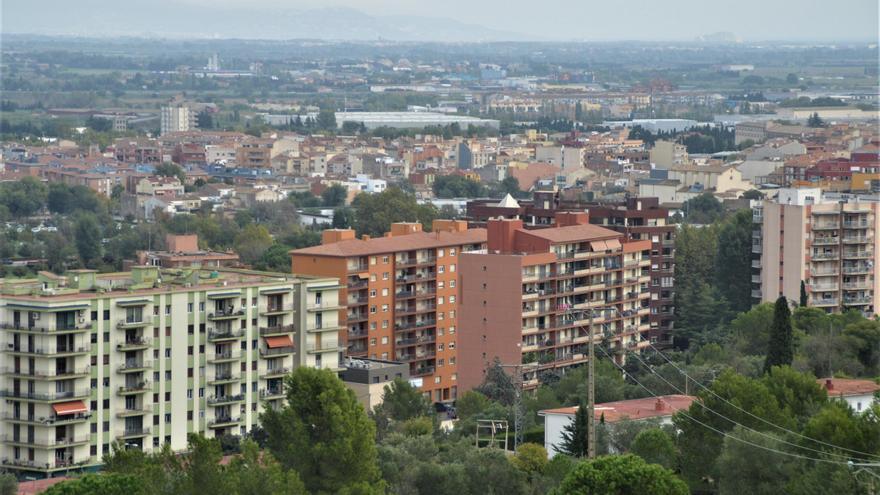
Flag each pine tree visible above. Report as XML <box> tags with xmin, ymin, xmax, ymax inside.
<box><xmin>799</xmin><ymin>281</ymin><xmax>808</xmax><ymax>307</ymax></box>
<box><xmin>559</xmin><ymin>400</ymin><xmax>590</xmax><ymax>457</ymax></box>
<box><xmin>764</xmin><ymin>296</ymin><xmax>794</xmax><ymax>373</ymax></box>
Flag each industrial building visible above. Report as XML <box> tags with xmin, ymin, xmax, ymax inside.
<box><xmin>334</xmin><ymin>112</ymin><xmax>500</xmax><ymax>130</ymax></box>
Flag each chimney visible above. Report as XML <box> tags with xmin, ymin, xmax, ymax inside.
<box><xmin>361</xmin><ymin>235</ymin><xmax>371</xmax><ymax>241</ymax></box>
<box><xmin>433</xmin><ymin>219</ymin><xmax>468</xmax><ymax>233</ymax></box>
<box><xmin>654</xmin><ymin>399</ymin><xmax>664</xmax><ymax>411</ymax></box>
<box><xmin>487</xmin><ymin>218</ymin><xmax>523</xmax><ymax>254</ymax></box>
<box><xmin>554</xmin><ymin>211</ymin><xmax>589</xmax><ymax>227</ymax></box>
<box><xmin>824</xmin><ymin>379</ymin><xmax>833</xmax><ymax>391</ymax></box>
<box><xmin>389</xmin><ymin>222</ymin><xmax>422</xmax><ymax>237</ymax></box>
<box><xmin>321</xmin><ymin>229</ymin><xmax>356</xmax><ymax>245</ymax></box>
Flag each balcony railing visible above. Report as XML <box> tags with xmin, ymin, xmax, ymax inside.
<box><xmin>208</xmin><ymin>329</ymin><xmax>244</xmax><ymax>341</ymax></box>
<box><xmin>208</xmin><ymin>350</ymin><xmax>242</xmax><ymax>362</ymax></box>
<box><xmin>260</xmin><ymin>346</ymin><xmax>295</xmax><ymax>357</ymax></box>
<box><xmin>0</xmin><ymin>323</ymin><xmax>90</xmax><ymax>333</ymax></box>
<box><xmin>2</xmin><ymin>412</ymin><xmax>91</xmax><ymax>424</ymax></box>
<box><xmin>207</xmin><ymin>309</ymin><xmax>245</xmax><ymax>319</ymax></box>
<box><xmin>3</xmin><ymin>345</ymin><xmax>89</xmax><ymax>356</ymax></box>
<box><xmin>208</xmin><ymin>416</ymin><xmax>241</xmax><ymax>427</ymax></box>
<box><xmin>207</xmin><ymin>393</ymin><xmax>245</xmax><ymax>405</ymax></box>
<box><xmin>395</xmin><ymin>319</ymin><xmax>436</xmax><ymax>331</ymax></box>
<box><xmin>1</xmin><ymin>366</ymin><xmax>90</xmax><ymax>378</ymax></box>
<box><xmin>117</xmin><ymin>337</ymin><xmax>151</xmax><ymax>351</ymax></box>
<box><xmin>118</xmin><ymin>360</ymin><xmax>152</xmax><ymax>372</ymax></box>
<box><xmin>118</xmin><ymin>381</ymin><xmax>151</xmax><ymax>394</ymax></box>
<box><xmin>117</xmin><ymin>319</ymin><xmax>149</xmax><ymax>329</ymax></box>
<box><xmin>259</xmin><ymin>324</ymin><xmax>295</xmax><ymax>336</ymax></box>
<box><xmin>0</xmin><ymin>389</ymin><xmax>90</xmax><ymax>401</ymax></box>
<box><xmin>120</xmin><ymin>427</ymin><xmax>151</xmax><ymax>438</ymax></box>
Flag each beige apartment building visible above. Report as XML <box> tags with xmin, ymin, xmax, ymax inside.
<box><xmin>0</xmin><ymin>266</ymin><xmax>340</xmax><ymax>476</ymax></box>
<box><xmin>753</xmin><ymin>188</ymin><xmax>877</xmax><ymax>317</ymax></box>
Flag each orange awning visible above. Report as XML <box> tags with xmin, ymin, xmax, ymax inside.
<box><xmin>265</xmin><ymin>335</ymin><xmax>293</xmax><ymax>349</ymax></box>
<box><xmin>604</xmin><ymin>239</ymin><xmax>622</xmax><ymax>251</ymax></box>
<box><xmin>590</xmin><ymin>241</ymin><xmax>608</xmax><ymax>252</ymax></box>
<box><xmin>53</xmin><ymin>401</ymin><xmax>88</xmax><ymax>415</ymax></box>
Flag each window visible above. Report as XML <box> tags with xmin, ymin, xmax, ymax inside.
<box><xmin>382</xmin><ymin>272</ymin><xmax>389</xmax><ymax>280</ymax></box>
<box><xmin>434</xmin><ymin>376</ymin><xmax>441</xmax><ymax>384</ymax></box>
<box><xmin>165</xmin><ymin>371</ymin><xmax>171</xmax><ymax>380</ymax></box>
<box><xmin>187</xmin><ymin>303</ymin><xmax>193</xmax><ymax>313</ymax></box>
<box><xmin>382</xmin><ymin>320</ymin><xmax>389</xmax><ymax>328</ymax></box>
<box><xmin>370</xmin><ymin>290</ymin><xmax>377</xmax><ymax>298</ymax></box>
<box><xmin>103</xmin><ymin>310</ymin><xmax>110</xmax><ymax>320</ymax></box>
<box><xmin>450</xmin><ymin>248</ymin><xmax>456</xmax><ymax>256</ymax></box>
<box><xmin>438</xmin><ymin>296</ymin><xmax>445</xmax><ymax>304</ymax></box>
<box><xmin>438</xmin><ymin>249</ymin><xmax>445</xmax><ymax>257</ymax></box>
<box><xmin>449</xmin><ymin>326</ymin><xmax>456</xmax><ymax>334</ymax></box>
<box><xmin>381</xmin><ymin>304</ymin><xmax>388</xmax><ymax>312</ymax></box>
<box><xmin>450</xmin><ymin>280</ymin><xmax>456</xmax><ymax>288</ymax></box>
<box><xmin>252</xmin><ymin>297</ymin><xmax>257</xmax><ymax>307</ymax></box>
<box><xmin>450</xmin><ymin>264</ymin><xmax>456</xmax><ymax>272</ymax></box>
<box><xmin>188</xmin><ymin>345</ymin><xmax>194</xmax><ymax>355</ymax></box>
<box><xmin>438</xmin><ymin>281</ymin><xmax>445</xmax><ymax>289</ymax></box>
<box><xmin>449</xmin><ymin>310</ymin><xmax>455</xmax><ymax>318</ymax></box>
<box><xmin>187</xmin><ymin>389</ymin><xmax>193</xmax><ymax>399</ymax></box>
<box><xmin>370</xmin><ymin>322</ymin><xmax>377</xmax><ymax>330</ymax></box>
<box><xmin>449</xmin><ymin>341</ymin><xmax>456</xmax><ymax>349</ymax></box>
<box><xmin>199</xmin><ymin>302</ymin><xmax>205</xmax><ymax>311</ymax></box>
<box><xmin>382</xmin><ymin>256</ymin><xmax>389</xmax><ymax>264</ymax></box>
<box><xmin>381</xmin><ymin>336</ymin><xmax>388</xmax><ymax>344</ymax></box>
<box><xmin>449</xmin><ymin>296</ymin><xmax>456</xmax><ymax>303</ymax></box>
<box><xmin>450</xmin><ymin>357</ymin><xmax>456</xmax><ymax>365</ymax></box>
<box><xmin>438</xmin><ymin>328</ymin><xmax>445</xmax><ymax>336</ymax></box>
<box><xmin>438</xmin><ymin>343</ymin><xmax>444</xmax><ymax>351</ymax></box>
<box><xmin>438</xmin><ymin>312</ymin><xmax>445</xmax><ymax>320</ymax></box>
<box><xmin>165</xmin><ymin>305</ymin><xmax>171</xmax><ymax>315</ymax></box>
<box><xmin>188</xmin><ymin>324</ymin><xmax>194</xmax><ymax>334</ymax></box>
<box><xmin>370</xmin><ymin>256</ymin><xmax>377</xmax><ymax>265</ymax></box>
<box><xmin>241</xmin><ymin>298</ymin><xmax>246</xmax><ymax>307</ymax></box>
<box><xmin>381</xmin><ymin>288</ymin><xmax>389</xmax><ymax>296</ymax></box>
<box><xmin>438</xmin><ymin>265</ymin><xmax>445</xmax><ymax>274</ymax></box>
<box><xmin>370</xmin><ymin>274</ymin><xmax>377</xmax><ymax>282</ymax></box>
<box><xmin>370</xmin><ymin>338</ymin><xmax>377</xmax><ymax>346</ymax></box>
<box><xmin>370</xmin><ymin>306</ymin><xmax>377</xmax><ymax>314</ymax></box>
<box><xmin>165</xmin><ymin>349</ymin><xmax>171</xmax><ymax>358</ymax></box>
<box><xmin>165</xmin><ymin>414</ymin><xmax>171</xmax><ymax>423</ymax></box>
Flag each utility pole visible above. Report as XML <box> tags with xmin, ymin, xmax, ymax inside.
<box><xmin>499</xmin><ymin>363</ymin><xmax>524</xmax><ymax>449</ymax></box>
<box><xmin>587</xmin><ymin>309</ymin><xmax>596</xmax><ymax>459</ymax></box>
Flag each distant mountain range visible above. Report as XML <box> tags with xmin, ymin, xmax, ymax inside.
<box><xmin>2</xmin><ymin>4</ymin><xmax>533</xmax><ymax>42</ymax></box>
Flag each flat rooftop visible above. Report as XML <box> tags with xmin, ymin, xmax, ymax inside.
<box><xmin>539</xmin><ymin>394</ymin><xmax>696</xmax><ymax>423</ymax></box>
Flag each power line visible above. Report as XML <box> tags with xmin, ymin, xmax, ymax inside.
<box><xmin>594</xmin><ymin>345</ymin><xmax>855</xmax><ymax>466</ymax></box>
<box><xmin>642</xmin><ymin>340</ymin><xmax>880</xmax><ymax>461</ymax></box>
<box><xmin>625</xmin><ymin>349</ymin><xmax>871</xmax><ymax>463</ymax></box>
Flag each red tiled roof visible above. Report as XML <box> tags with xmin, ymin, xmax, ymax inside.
<box><xmin>539</xmin><ymin>394</ymin><xmax>696</xmax><ymax>423</ymax></box>
<box><xmin>521</xmin><ymin>223</ymin><xmax>623</xmax><ymax>244</ymax></box>
<box><xmin>290</xmin><ymin>229</ymin><xmax>487</xmax><ymax>257</ymax></box>
<box><xmin>818</xmin><ymin>378</ymin><xmax>880</xmax><ymax>397</ymax></box>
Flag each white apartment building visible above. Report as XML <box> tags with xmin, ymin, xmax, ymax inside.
<box><xmin>0</xmin><ymin>267</ymin><xmax>342</xmax><ymax>476</ymax></box>
<box><xmin>160</xmin><ymin>105</ymin><xmax>195</xmax><ymax>136</ymax></box>
<box><xmin>752</xmin><ymin>188</ymin><xmax>878</xmax><ymax>317</ymax></box>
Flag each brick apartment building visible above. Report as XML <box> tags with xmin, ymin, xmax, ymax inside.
<box><xmin>457</xmin><ymin>213</ymin><xmax>652</xmax><ymax>392</ymax></box>
<box><xmin>467</xmin><ymin>192</ymin><xmax>675</xmax><ymax>345</ymax></box>
<box><xmin>290</xmin><ymin>221</ymin><xmax>487</xmax><ymax>402</ymax></box>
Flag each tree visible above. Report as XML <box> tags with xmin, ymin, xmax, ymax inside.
<box><xmin>332</xmin><ymin>207</ymin><xmax>355</xmax><ymax>229</ymax></box>
<box><xmin>321</xmin><ymin>184</ymin><xmax>348</xmax><ymax>207</ymax></box>
<box><xmin>0</xmin><ymin>473</ymin><xmax>17</xmax><ymax>495</ymax></box>
<box><xmin>498</xmin><ymin>176</ymin><xmax>521</xmax><ymax>197</ymax></box>
<box><xmin>475</xmin><ymin>358</ymin><xmax>517</xmax><ymax>406</ymax></box>
<box><xmin>807</xmin><ymin>112</ymin><xmax>825</xmax><ymax>128</ymax></box>
<box><xmin>511</xmin><ymin>443</ymin><xmax>549</xmax><ymax>476</ymax></box>
<box><xmin>800</xmin><ymin>280</ymin><xmax>808</xmax><ymax>307</ymax></box>
<box><xmin>553</xmin><ymin>454</ymin><xmax>688</xmax><ymax>495</ymax></box>
<box><xmin>234</xmin><ymin>224</ymin><xmax>273</xmax><ymax>265</ymax></box>
<box><xmin>196</xmin><ymin>110</ymin><xmax>213</xmax><ymax>129</ymax></box>
<box><xmin>316</xmin><ymin>109</ymin><xmax>337</xmax><ymax>131</ymax></box>
<box><xmin>260</xmin><ymin>368</ymin><xmax>383</xmax><ymax>494</ymax></box>
<box><xmin>432</xmin><ymin>175</ymin><xmax>486</xmax><ymax>198</ymax></box>
<box><xmin>629</xmin><ymin>428</ymin><xmax>677</xmax><ymax>469</ymax></box>
<box><xmin>716</xmin><ymin>426</ymin><xmax>799</xmax><ymax>495</ymax></box>
<box><xmin>0</xmin><ymin>177</ymin><xmax>48</xmax><ymax>217</ymax></box>
<box><xmin>682</xmin><ymin>193</ymin><xmax>725</xmax><ymax>224</ymax></box>
<box><xmin>715</xmin><ymin>209</ymin><xmax>753</xmax><ymax>314</ymax></box>
<box><xmin>375</xmin><ymin>377</ymin><xmax>431</xmax><ymax>422</ymax></box>
<box><xmin>351</xmin><ymin>187</ymin><xmax>437</xmax><ymax>237</ymax></box>
<box><xmin>154</xmin><ymin>162</ymin><xmax>186</xmax><ymax>184</ymax></box>
<box><xmin>786</xmin><ymin>73</ymin><xmax>799</xmax><ymax>84</ymax></box>
<box><xmin>41</xmin><ymin>473</ymin><xmax>143</xmax><ymax>495</ymax></box>
<box><xmin>226</xmin><ymin>440</ymin><xmax>307</xmax><ymax>495</ymax></box>
<box><xmin>559</xmin><ymin>400</ymin><xmax>590</xmax><ymax>457</ymax></box>
<box><xmin>456</xmin><ymin>390</ymin><xmax>491</xmax><ymax>421</ymax></box>
<box><xmin>74</xmin><ymin>213</ymin><xmax>102</xmax><ymax>267</ymax></box>
<box><xmin>742</xmin><ymin>189</ymin><xmax>764</xmax><ymax>200</ymax></box>
<box><xmin>764</xmin><ymin>296</ymin><xmax>794</xmax><ymax>373</ymax></box>
<box><xmin>255</xmin><ymin>242</ymin><xmax>291</xmax><ymax>273</ymax></box>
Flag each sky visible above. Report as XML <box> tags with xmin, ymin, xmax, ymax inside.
<box><xmin>3</xmin><ymin>0</ymin><xmax>879</xmax><ymax>42</ymax></box>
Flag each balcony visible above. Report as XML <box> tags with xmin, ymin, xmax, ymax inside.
<box><xmin>118</xmin><ymin>381</ymin><xmax>151</xmax><ymax>395</ymax></box>
<box><xmin>259</xmin><ymin>388</ymin><xmax>285</xmax><ymax>399</ymax></box>
<box><xmin>208</xmin><ymin>373</ymin><xmax>241</xmax><ymax>385</ymax></box>
<box><xmin>812</xmin><ymin>298</ymin><xmax>839</xmax><ymax>307</ymax></box>
<box><xmin>116</xmin><ymin>319</ymin><xmax>150</xmax><ymax>329</ymax></box>
<box><xmin>307</xmin><ymin>302</ymin><xmax>343</xmax><ymax>312</ymax></box>
<box><xmin>207</xmin><ymin>309</ymin><xmax>245</xmax><ymax>320</ymax></box>
<box><xmin>842</xmin><ymin>281</ymin><xmax>870</xmax><ymax>290</ymax></box>
<box><xmin>118</xmin><ymin>360</ymin><xmax>152</xmax><ymax>373</ymax></box>
<box><xmin>0</xmin><ymin>389</ymin><xmax>90</xmax><ymax>402</ymax></box>
<box><xmin>812</xmin><ymin>237</ymin><xmax>839</xmax><ymax>246</ymax></box>
<box><xmin>395</xmin><ymin>335</ymin><xmax>436</xmax><ymax>347</ymax></box>
<box><xmin>2</xmin><ymin>412</ymin><xmax>91</xmax><ymax>425</ymax></box>
<box><xmin>306</xmin><ymin>342</ymin><xmax>342</xmax><ymax>354</ymax></box>
<box><xmin>1</xmin><ymin>434</ymin><xmax>90</xmax><ymax>448</ymax></box>
<box><xmin>117</xmin><ymin>337</ymin><xmax>151</xmax><ymax>351</ymax></box>
<box><xmin>843</xmin><ymin>220</ymin><xmax>869</xmax><ymax>229</ymax></box>
<box><xmin>395</xmin><ymin>305</ymin><xmax>437</xmax><ymax>316</ymax></box>
<box><xmin>843</xmin><ymin>296</ymin><xmax>873</xmax><ymax>306</ymax></box>
<box><xmin>208</xmin><ymin>351</ymin><xmax>241</xmax><ymax>363</ymax></box>
<box><xmin>843</xmin><ymin>251</ymin><xmax>873</xmax><ymax>260</ymax></box>
<box><xmin>812</xmin><ymin>223</ymin><xmax>840</xmax><ymax>230</ymax></box>
<box><xmin>842</xmin><ymin>236</ymin><xmax>871</xmax><ymax>244</ymax></box>
<box><xmin>261</xmin><ymin>367</ymin><xmax>291</xmax><ymax>379</ymax></box>
<box><xmin>208</xmin><ymin>329</ymin><xmax>244</xmax><ymax>342</ymax></box>
<box><xmin>0</xmin><ymin>323</ymin><xmax>90</xmax><ymax>334</ymax></box>
<box><xmin>843</xmin><ymin>265</ymin><xmax>871</xmax><ymax>275</ymax></box>
<box><xmin>751</xmin><ymin>259</ymin><xmax>761</xmax><ymax>268</ymax></box>
<box><xmin>2</xmin><ymin>366</ymin><xmax>90</xmax><ymax>380</ymax></box>
<box><xmin>812</xmin><ymin>252</ymin><xmax>838</xmax><ymax>261</ymax></box>
<box><xmin>260</xmin><ymin>305</ymin><xmax>290</xmax><ymax>316</ymax></box>
<box><xmin>207</xmin><ymin>394</ymin><xmax>245</xmax><ymax>406</ymax></box>
<box><xmin>347</xmin><ymin>279</ymin><xmax>369</xmax><ymax>290</ymax></box>
<box><xmin>348</xmin><ymin>295</ymin><xmax>369</xmax><ymax>305</ymax></box>
<box><xmin>116</xmin><ymin>408</ymin><xmax>151</xmax><ymax>418</ymax></box>
<box><xmin>411</xmin><ymin>366</ymin><xmax>436</xmax><ymax>377</ymax></box>
<box><xmin>347</xmin><ymin>313</ymin><xmax>369</xmax><ymax>323</ymax></box>
<box><xmin>3</xmin><ymin>345</ymin><xmax>90</xmax><ymax>357</ymax></box>
<box><xmin>811</xmin><ymin>284</ymin><xmax>839</xmax><ymax>292</ymax></box>
<box><xmin>120</xmin><ymin>427</ymin><xmax>151</xmax><ymax>439</ymax></box>
<box><xmin>395</xmin><ymin>319</ymin><xmax>436</xmax><ymax>331</ymax></box>
<box><xmin>751</xmin><ymin>244</ymin><xmax>762</xmax><ymax>254</ymax></box>
<box><xmin>396</xmin><ymin>257</ymin><xmax>436</xmax><ymax>267</ymax></box>
<box><xmin>260</xmin><ymin>346</ymin><xmax>295</xmax><ymax>357</ymax></box>
<box><xmin>347</xmin><ymin>263</ymin><xmax>369</xmax><ymax>273</ymax></box>
<box><xmin>258</xmin><ymin>324</ymin><xmax>294</xmax><ymax>336</ymax></box>
<box><xmin>208</xmin><ymin>416</ymin><xmax>241</xmax><ymax>428</ymax></box>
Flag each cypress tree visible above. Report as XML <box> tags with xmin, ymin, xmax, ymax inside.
<box><xmin>764</xmin><ymin>296</ymin><xmax>794</xmax><ymax>373</ymax></box>
<box><xmin>799</xmin><ymin>281</ymin><xmax>808</xmax><ymax>307</ymax></box>
<box><xmin>559</xmin><ymin>400</ymin><xmax>590</xmax><ymax>457</ymax></box>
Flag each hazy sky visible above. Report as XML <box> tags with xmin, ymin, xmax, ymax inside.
<box><xmin>3</xmin><ymin>0</ymin><xmax>879</xmax><ymax>41</ymax></box>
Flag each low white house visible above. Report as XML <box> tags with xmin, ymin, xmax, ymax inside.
<box><xmin>820</xmin><ymin>378</ymin><xmax>880</xmax><ymax>413</ymax></box>
<box><xmin>539</xmin><ymin>394</ymin><xmax>696</xmax><ymax>458</ymax></box>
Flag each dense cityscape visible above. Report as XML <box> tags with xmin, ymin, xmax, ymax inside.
<box><xmin>0</xmin><ymin>2</ymin><xmax>878</xmax><ymax>493</ymax></box>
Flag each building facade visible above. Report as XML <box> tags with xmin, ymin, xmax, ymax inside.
<box><xmin>0</xmin><ymin>267</ymin><xmax>340</xmax><ymax>476</ymax></box>
<box><xmin>290</xmin><ymin>221</ymin><xmax>487</xmax><ymax>403</ymax></box>
<box><xmin>160</xmin><ymin>105</ymin><xmax>195</xmax><ymax>136</ymax></box>
<box><xmin>753</xmin><ymin>188</ymin><xmax>877</xmax><ymax>317</ymax></box>
<box><xmin>457</xmin><ymin>214</ymin><xmax>652</xmax><ymax>393</ymax></box>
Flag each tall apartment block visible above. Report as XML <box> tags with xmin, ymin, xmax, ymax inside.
<box><xmin>466</xmin><ymin>193</ymin><xmax>675</xmax><ymax>346</ymax></box>
<box><xmin>0</xmin><ymin>267</ymin><xmax>340</xmax><ymax>476</ymax></box>
<box><xmin>457</xmin><ymin>213</ymin><xmax>652</xmax><ymax>392</ymax></box>
<box><xmin>752</xmin><ymin>188</ymin><xmax>877</xmax><ymax>317</ymax></box>
<box><xmin>290</xmin><ymin>221</ymin><xmax>487</xmax><ymax>403</ymax></box>
<box><xmin>160</xmin><ymin>104</ymin><xmax>195</xmax><ymax>136</ymax></box>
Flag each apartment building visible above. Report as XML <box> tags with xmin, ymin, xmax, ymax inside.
<box><xmin>160</xmin><ymin>105</ymin><xmax>195</xmax><ymax>136</ymax></box>
<box><xmin>752</xmin><ymin>188</ymin><xmax>877</xmax><ymax>317</ymax></box>
<box><xmin>466</xmin><ymin>193</ymin><xmax>675</xmax><ymax>345</ymax></box>
<box><xmin>0</xmin><ymin>266</ymin><xmax>340</xmax><ymax>476</ymax></box>
<box><xmin>290</xmin><ymin>221</ymin><xmax>487</xmax><ymax>402</ymax></box>
<box><xmin>457</xmin><ymin>213</ymin><xmax>652</xmax><ymax>392</ymax></box>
